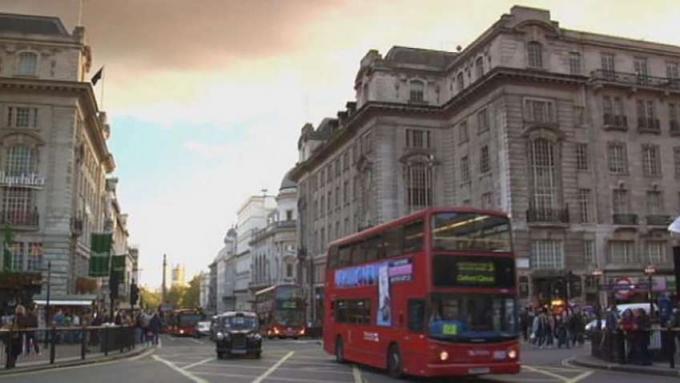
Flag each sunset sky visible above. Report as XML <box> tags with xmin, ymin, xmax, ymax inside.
<box><xmin>1</xmin><ymin>0</ymin><xmax>679</xmax><ymax>288</ymax></box>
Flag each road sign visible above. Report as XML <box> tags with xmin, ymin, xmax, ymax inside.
<box><xmin>613</xmin><ymin>277</ymin><xmax>635</xmax><ymax>300</ymax></box>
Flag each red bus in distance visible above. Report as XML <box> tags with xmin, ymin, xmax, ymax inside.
<box><xmin>254</xmin><ymin>284</ymin><xmax>306</xmax><ymax>339</ymax></box>
<box><xmin>323</xmin><ymin>207</ymin><xmax>520</xmax><ymax>378</ymax></box>
<box><xmin>167</xmin><ymin>308</ymin><xmax>205</xmax><ymax>337</ymax></box>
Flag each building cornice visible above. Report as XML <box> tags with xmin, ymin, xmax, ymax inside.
<box><xmin>290</xmin><ymin>66</ymin><xmax>586</xmax><ymax>181</ymax></box>
<box><xmin>0</xmin><ymin>76</ymin><xmax>115</xmax><ymax>173</ymax></box>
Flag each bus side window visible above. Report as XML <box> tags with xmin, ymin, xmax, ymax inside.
<box><xmin>384</xmin><ymin>228</ymin><xmax>402</xmax><ymax>258</ymax></box>
<box><xmin>403</xmin><ymin>221</ymin><xmax>424</xmax><ymax>253</ymax></box>
<box><xmin>328</xmin><ymin>245</ymin><xmax>339</xmax><ymax>269</ymax></box>
<box><xmin>352</xmin><ymin>242</ymin><xmax>365</xmax><ymax>265</ymax></box>
<box><xmin>407</xmin><ymin>299</ymin><xmax>426</xmax><ymax>332</ymax></box>
<box><xmin>338</xmin><ymin>246</ymin><xmax>351</xmax><ymax>268</ymax></box>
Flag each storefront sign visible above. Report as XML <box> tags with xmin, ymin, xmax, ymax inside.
<box><xmin>613</xmin><ymin>277</ymin><xmax>635</xmax><ymax>300</ymax></box>
<box><xmin>0</xmin><ymin>172</ymin><xmax>45</xmax><ymax>188</ymax></box>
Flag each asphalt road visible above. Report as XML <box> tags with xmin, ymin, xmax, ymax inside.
<box><xmin>0</xmin><ymin>335</ymin><xmax>677</xmax><ymax>383</ymax></box>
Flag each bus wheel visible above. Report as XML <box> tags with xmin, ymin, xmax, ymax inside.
<box><xmin>335</xmin><ymin>337</ymin><xmax>345</xmax><ymax>364</ymax></box>
<box><xmin>387</xmin><ymin>344</ymin><xmax>403</xmax><ymax>379</ymax></box>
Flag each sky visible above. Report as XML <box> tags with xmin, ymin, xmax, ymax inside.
<box><xmin>1</xmin><ymin>0</ymin><xmax>680</xmax><ymax>288</ymax></box>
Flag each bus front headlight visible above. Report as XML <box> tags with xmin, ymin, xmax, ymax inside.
<box><xmin>216</xmin><ymin>332</ymin><xmax>224</xmax><ymax>340</ymax></box>
<box><xmin>439</xmin><ymin>351</ymin><xmax>449</xmax><ymax>361</ymax></box>
<box><xmin>507</xmin><ymin>349</ymin><xmax>517</xmax><ymax>359</ymax></box>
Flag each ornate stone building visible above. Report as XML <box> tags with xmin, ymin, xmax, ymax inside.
<box><xmin>0</xmin><ymin>13</ymin><xmax>116</xmax><ymax>303</ymax></box>
<box><xmin>291</xmin><ymin>6</ymin><xmax>680</xmax><ymax>313</ymax></box>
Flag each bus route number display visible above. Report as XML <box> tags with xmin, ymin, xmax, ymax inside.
<box><xmin>455</xmin><ymin>261</ymin><xmax>495</xmax><ymax>285</ymax></box>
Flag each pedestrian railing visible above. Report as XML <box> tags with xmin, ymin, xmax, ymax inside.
<box><xmin>591</xmin><ymin>328</ymin><xmax>680</xmax><ymax>368</ymax></box>
<box><xmin>0</xmin><ymin>325</ymin><xmax>144</xmax><ymax>370</ymax></box>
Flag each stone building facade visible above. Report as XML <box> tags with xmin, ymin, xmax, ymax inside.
<box><xmin>291</xmin><ymin>6</ymin><xmax>680</xmax><ymax>313</ymax></box>
<box><xmin>249</xmin><ymin>172</ymin><xmax>299</xmax><ymax>294</ymax></box>
<box><xmin>0</xmin><ymin>13</ymin><xmax>116</xmax><ymax>301</ymax></box>
<box><xmin>214</xmin><ymin>228</ymin><xmax>237</xmax><ymax>313</ymax></box>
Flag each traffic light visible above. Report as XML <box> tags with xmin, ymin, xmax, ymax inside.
<box><xmin>110</xmin><ymin>272</ymin><xmax>120</xmax><ymax>299</ymax></box>
<box><xmin>130</xmin><ymin>283</ymin><xmax>139</xmax><ymax>306</ymax></box>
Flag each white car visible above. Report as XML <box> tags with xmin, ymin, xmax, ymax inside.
<box><xmin>585</xmin><ymin>303</ymin><xmax>658</xmax><ymax>334</ymax></box>
<box><xmin>195</xmin><ymin>321</ymin><xmax>212</xmax><ymax>338</ymax></box>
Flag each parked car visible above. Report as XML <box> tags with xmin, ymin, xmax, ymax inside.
<box><xmin>215</xmin><ymin>311</ymin><xmax>262</xmax><ymax>359</ymax></box>
<box><xmin>195</xmin><ymin>321</ymin><xmax>212</xmax><ymax>338</ymax></box>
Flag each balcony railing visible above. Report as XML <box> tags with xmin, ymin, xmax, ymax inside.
<box><xmin>613</xmin><ymin>213</ymin><xmax>638</xmax><ymax>225</ymax></box>
<box><xmin>671</xmin><ymin>120</ymin><xmax>680</xmax><ymax>136</ymax></box>
<box><xmin>526</xmin><ymin>206</ymin><xmax>569</xmax><ymax>224</ymax></box>
<box><xmin>591</xmin><ymin>69</ymin><xmax>680</xmax><ymax>91</ymax></box>
<box><xmin>637</xmin><ymin>117</ymin><xmax>661</xmax><ymax>133</ymax></box>
<box><xmin>0</xmin><ymin>209</ymin><xmax>39</xmax><ymax>227</ymax></box>
<box><xmin>603</xmin><ymin>114</ymin><xmax>628</xmax><ymax>130</ymax></box>
<box><xmin>646</xmin><ymin>214</ymin><xmax>672</xmax><ymax>226</ymax></box>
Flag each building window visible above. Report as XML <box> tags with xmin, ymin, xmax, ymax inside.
<box><xmin>608</xmin><ymin>241</ymin><xmax>636</xmax><ymax>264</ymax></box>
<box><xmin>342</xmin><ymin>151</ymin><xmax>349</xmax><ymax>171</ymax></box>
<box><xmin>646</xmin><ymin>190</ymin><xmax>663</xmax><ymax>215</ymax></box>
<box><xmin>327</xmin><ymin>191</ymin><xmax>332</xmax><ymax>213</ymax></box>
<box><xmin>456</xmin><ymin>72</ymin><xmax>464</xmax><ymax>92</ymax></box>
<box><xmin>286</xmin><ymin>263</ymin><xmax>294</xmax><ymax>278</ymax></box>
<box><xmin>670</xmin><ymin>103</ymin><xmax>679</xmax><ymax>133</ymax></box>
<box><xmin>646</xmin><ymin>241</ymin><xmax>666</xmax><ymax>264</ymax></box>
<box><xmin>5</xmin><ymin>145</ymin><xmax>37</xmax><ymax>176</ymax></box>
<box><xmin>343</xmin><ymin>181</ymin><xmax>349</xmax><ymax>205</ymax></box>
<box><xmin>577</xmin><ymin>189</ymin><xmax>591</xmax><ymax>223</ymax></box>
<box><xmin>285</xmin><ymin>210</ymin><xmax>293</xmax><ymax>221</ymax></box>
<box><xmin>524</xmin><ymin>99</ymin><xmax>554</xmax><ymax>123</ymax></box>
<box><xmin>7</xmin><ymin>107</ymin><xmax>38</xmax><ymax>128</ymax></box>
<box><xmin>9</xmin><ymin>242</ymin><xmax>24</xmax><ymax>271</ymax></box>
<box><xmin>2</xmin><ymin>187</ymin><xmax>34</xmax><ymax>225</ymax></box>
<box><xmin>26</xmin><ymin>242</ymin><xmax>43</xmax><ymax>271</ymax></box>
<box><xmin>569</xmin><ymin>52</ymin><xmax>581</xmax><ymax>74</ymax></box>
<box><xmin>602</xmin><ymin>96</ymin><xmax>625</xmax><ymax>128</ymax></box>
<box><xmin>460</xmin><ymin>155</ymin><xmax>470</xmax><ymax>183</ymax></box>
<box><xmin>17</xmin><ymin>52</ymin><xmax>38</xmax><ymax>76</ymax></box>
<box><xmin>637</xmin><ymin>99</ymin><xmax>658</xmax><ymax>131</ymax></box>
<box><xmin>458</xmin><ymin>121</ymin><xmax>469</xmax><ymax>144</ymax></box>
<box><xmin>576</xmin><ymin>143</ymin><xmax>588</xmax><ymax>171</ymax></box>
<box><xmin>674</xmin><ymin>147</ymin><xmax>680</xmax><ymax>177</ymax></box>
<box><xmin>584</xmin><ymin>240</ymin><xmax>596</xmax><ymax>266</ymax></box>
<box><xmin>634</xmin><ymin>57</ymin><xmax>649</xmax><ymax>83</ymax></box>
<box><xmin>335</xmin><ymin>186</ymin><xmax>340</xmax><ymax>208</ymax></box>
<box><xmin>641</xmin><ymin>144</ymin><xmax>661</xmax><ymax>177</ymax></box>
<box><xmin>477</xmin><ymin>108</ymin><xmax>490</xmax><ymax>133</ymax></box>
<box><xmin>352</xmin><ymin>176</ymin><xmax>359</xmax><ymax>201</ymax></box>
<box><xmin>481</xmin><ymin>192</ymin><xmax>493</xmax><ymax>209</ymax></box>
<box><xmin>527</xmin><ymin>41</ymin><xmax>543</xmax><ymax>68</ymax></box>
<box><xmin>475</xmin><ymin>56</ymin><xmax>484</xmax><ymax>78</ymax></box>
<box><xmin>529</xmin><ymin>138</ymin><xmax>557</xmax><ymax>212</ymax></box>
<box><xmin>480</xmin><ymin>145</ymin><xmax>490</xmax><ymax>174</ymax></box>
<box><xmin>409</xmin><ymin>80</ymin><xmax>424</xmax><ymax>103</ymax></box>
<box><xmin>531</xmin><ymin>240</ymin><xmax>564</xmax><ymax>270</ymax></box>
<box><xmin>405</xmin><ymin>160</ymin><xmax>433</xmax><ymax>211</ymax></box>
<box><xmin>601</xmin><ymin>53</ymin><xmax>615</xmax><ymax>77</ymax></box>
<box><xmin>405</xmin><ymin>129</ymin><xmax>431</xmax><ymax>149</ymax></box>
<box><xmin>612</xmin><ymin>189</ymin><xmax>629</xmax><ymax>214</ymax></box>
<box><xmin>667</xmin><ymin>62</ymin><xmax>679</xmax><ymax>80</ymax></box>
<box><xmin>607</xmin><ymin>142</ymin><xmax>628</xmax><ymax>174</ymax></box>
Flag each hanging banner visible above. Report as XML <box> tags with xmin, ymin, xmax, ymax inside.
<box><xmin>111</xmin><ymin>255</ymin><xmax>126</xmax><ymax>282</ymax></box>
<box><xmin>377</xmin><ymin>264</ymin><xmax>391</xmax><ymax>327</ymax></box>
<box><xmin>89</xmin><ymin>233</ymin><xmax>112</xmax><ymax>277</ymax></box>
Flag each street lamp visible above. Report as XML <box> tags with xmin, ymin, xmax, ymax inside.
<box><xmin>644</xmin><ymin>265</ymin><xmax>656</xmax><ymax>317</ymax></box>
<box><xmin>44</xmin><ymin>260</ymin><xmax>51</xmax><ymax>348</ymax></box>
<box><xmin>592</xmin><ymin>269</ymin><xmax>603</xmax><ymax>330</ymax></box>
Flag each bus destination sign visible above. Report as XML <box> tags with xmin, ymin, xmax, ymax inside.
<box><xmin>455</xmin><ymin>261</ymin><xmax>495</xmax><ymax>285</ymax></box>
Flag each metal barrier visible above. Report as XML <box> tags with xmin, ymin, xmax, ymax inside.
<box><xmin>591</xmin><ymin>328</ymin><xmax>680</xmax><ymax>368</ymax></box>
<box><xmin>0</xmin><ymin>326</ymin><xmax>139</xmax><ymax>369</ymax></box>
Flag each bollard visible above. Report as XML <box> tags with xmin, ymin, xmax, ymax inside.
<box><xmin>81</xmin><ymin>327</ymin><xmax>87</xmax><ymax>360</ymax></box>
<box><xmin>5</xmin><ymin>328</ymin><xmax>13</xmax><ymax>369</ymax></box>
<box><xmin>103</xmin><ymin>327</ymin><xmax>109</xmax><ymax>357</ymax></box>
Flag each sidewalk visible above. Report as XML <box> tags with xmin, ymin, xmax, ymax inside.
<box><xmin>0</xmin><ymin>343</ymin><xmax>155</xmax><ymax>376</ymax></box>
<box><xmin>571</xmin><ymin>354</ymin><xmax>680</xmax><ymax>378</ymax></box>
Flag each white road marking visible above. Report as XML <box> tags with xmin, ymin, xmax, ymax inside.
<box><xmin>523</xmin><ymin>365</ymin><xmax>570</xmax><ymax>382</ymax></box>
<box><xmin>183</xmin><ymin>357</ymin><xmax>215</xmax><ymax>370</ymax></box>
<box><xmin>252</xmin><ymin>350</ymin><xmax>294</xmax><ymax>383</ymax></box>
<box><xmin>566</xmin><ymin>370</ymin><xmax>594</xmax><ymax>383</ymax></box>
<box><xmin>352</xmin><ymin>365</ymin><xmax>364</xmax><ymax>383</ymax></box>
<box><xmin>152</xmin><ymin>354</ymin><xmax>208</xmax><ymax>383</ymax></box>
<box><xmin>196</xmin><ymin>371</ymin><xmax>347</xmax><ymax>383</ymax></box>
<box><xmin>188</xmin><ymin>338</ymin><xmax>203</xmax><ymax>345</ymax></box>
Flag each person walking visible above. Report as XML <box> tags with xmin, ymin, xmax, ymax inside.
<box><xmin>635</xmin><ymin>308</ymin><xmax>652</xmax><ymax>366</ymax></box>
<box><xmin>24</xmin><ymin>307</ymin><xmax>39</xmax><ymax>355</ymax></box>
<box><xmin>149</xmin><ymin>313</ymin><xmax>161</xmax><ymax>346</ymax></box>
<box><xmin>5</xmin><ymin>305</ymin><xmax>28</xmax><ymax>368</ymax></box>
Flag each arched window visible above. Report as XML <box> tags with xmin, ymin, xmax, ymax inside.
<box><xmin>475</xmin><ymin>56</ymin><xmax>484</xmax><ymax>78</ymax></box>
<box><xmin>528</xmin><ymin>138</ymin><xmax>557</xmax><ymax>217</ymax></box>
<box><xmin>456</xmin><ymin>72</ymin><xmax>464</xmax><ymax>92</ymax></box>
<box><xmin>17</xmin><ymin>52</ymin><xmax>38</xmax><ymax>76</ymax></box>
<box><xmin>527</xmin><ymin>42</ymin><xmax>543</xmax><ymax>68</ymax></box>
<box><xmin>409</xmin><ymin>80</ymin><xmax>424</xmax><ymax>103</ymax></box>
<box><xmin>5</xmin><ymin>145</ymin><xmax>37</xmax><ymax>176</ymax></box>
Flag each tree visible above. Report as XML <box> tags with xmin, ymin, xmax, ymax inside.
<box><xmin>166</xmin><ymin>285</ymin><xmax>186</xmax><ymax>307</ymax></box>
<box><xmin>180</xmin><ymin>275</ymin><xmax>201</xmax><ymax>308</ymax></box>
<box><xmin>139</xmin><ymin>287</ymin><xmax>161</xmax><ymax>311</ymax></box>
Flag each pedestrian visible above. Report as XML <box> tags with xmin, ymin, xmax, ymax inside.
<box><xmin>149</xmin><ymin>313</ymin><xmax>161</xmax><ymax>346</ymax></box>
<box><xmin>520</xmin><ymin>307</ymin><xmax>529</xmax><ymax>342</ymax></box>
<box><xmin>619</xmin><ymin>309</ymin><xmax>635</xmax><ymax>363</ymax></box>
<box><xmin>4</xmin><ymin>305</ymin><xmax>28</xmax><ymax>368</ymax></box>
<box><xmin>24</xmin><ymin>307</ymin><xmax>39</xmax><ymax>355</ymax></box>
<box><xmin>635</xmin><ymin>308</ymin><xmax>651</xmax><ymax>366</ymax></box>
<box><xmin>545</xmin><ymin>313</ymin><xmax>555</xmax><ymax>348</ymax></box>
<box><xmin>557</xmin><ymin>313</ymin><xmax>569</xmax><ymax>349</ymax></box>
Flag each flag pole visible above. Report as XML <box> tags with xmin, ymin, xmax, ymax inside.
<box><xmin>100</xmin><ymin>66</ymin><xmax>105</xmax><ymax>109</ymax></box>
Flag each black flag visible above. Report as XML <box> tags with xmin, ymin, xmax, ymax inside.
<box><xmin>91</xmin><ymin>67</ymin><xmax>103</xmax><ymax>85</ymax></box>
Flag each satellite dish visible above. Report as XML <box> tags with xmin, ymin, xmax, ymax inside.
<box><xmin>668</xmin><ymin>216</ymin><xmax>680</xmax><ymax>234</ymax></box>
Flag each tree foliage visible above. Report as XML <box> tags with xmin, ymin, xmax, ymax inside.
<box><xmin>180</xmin><ymin>275</ymin><xmax>201</xmax><ymax>308</ymax></box>
<box><xmin>139</xmin><ymin>287</ymin><xmax>161</xmax><ymax>311</ymax></box>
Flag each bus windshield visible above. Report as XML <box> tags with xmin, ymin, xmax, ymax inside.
<box><xmin>432</xmin><ymin>212</ymin><xmax>511</xmax><ymax>252</ymax></box>
<box><xmin>178</xmin><ymin>314</ymin><xmax>202</xmax><ymax>327</ymax></box>
<box><xmin>428</xmin><ymin>294</ymin><xmax>518</xmax><ymax>342</ymax></box>
<box><xmin>276</xmin><ymin>286</ymin><xmax>304</xmax><ymax>300</ymax></box>
<box><xmin>274</xmin><ymin>310</ymin><xmax>304</xmax><ymax>327</ymax></box>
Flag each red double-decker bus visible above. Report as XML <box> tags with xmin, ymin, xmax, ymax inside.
<box><xmin>168</xmin><ymin>308</ymin><xmax>205</xmax><ymax>337</ymax></box>
<box><xmin>323</xmin><ymin>207</ymin><xmax>519</xmax><ymax>378</ymax></box>
<box><xmin>254</xmin><ymin>284</ymin><xmax>306</xmax><ymax>339</ymax></box>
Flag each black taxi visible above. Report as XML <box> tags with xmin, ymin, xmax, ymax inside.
<box><xmin>215</xmin><ymin>311</ymin><xmax>262</xmax><ymax>359</ymax></box>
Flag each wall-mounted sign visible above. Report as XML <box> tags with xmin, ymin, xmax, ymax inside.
<box><xmin>0</xmin><ymin>172</ymin><xmax>46</xmax><ymax>188</ymax></box>
<box><xmin>334</xmin><ymin>258</ymin><xmax>414</xmax><ymax>288</ymax></box>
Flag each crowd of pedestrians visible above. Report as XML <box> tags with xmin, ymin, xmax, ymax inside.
<box><xmin>520</xmin><ymin>306</ymin><xmax>587</xmax><ymax>349</ymax></box>
<box><xmin>134</xmin><ymin>311</ymin><xmax>162</xmax><ymax>346</ymax></box>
